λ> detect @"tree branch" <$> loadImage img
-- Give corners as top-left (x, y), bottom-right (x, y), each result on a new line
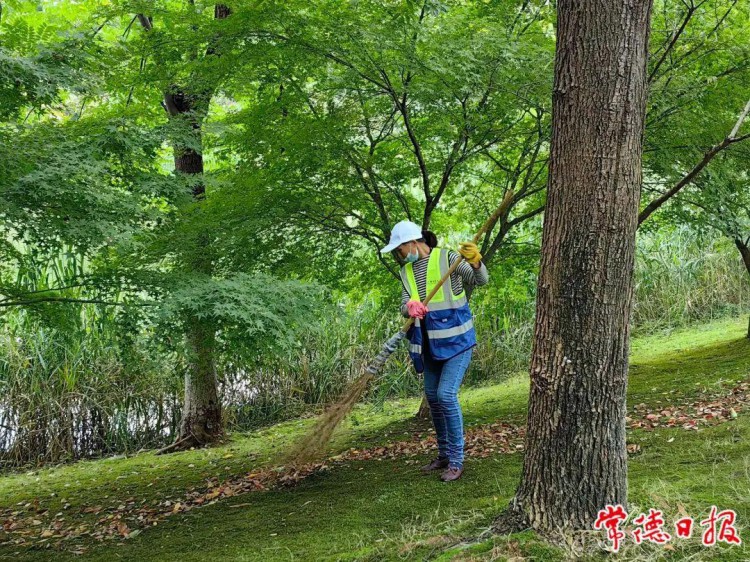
top-left (639, 98), bottom-right (750, 225)
top-left (394, 92), bottom-right (430, 213)
top-left (507, 204), bottom-right (546, 228)
top-left (734, 237), bottom-right (750, 276)
top-left (649, 2), bottom-right (698, 83)
top-left (136, 14), bottom-right (152, 31)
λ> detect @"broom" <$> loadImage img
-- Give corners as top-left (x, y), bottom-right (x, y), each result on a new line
top-left (287, 190), bottom-right (515, 464)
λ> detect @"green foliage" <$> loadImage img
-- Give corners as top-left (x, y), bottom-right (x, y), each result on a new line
top-left (646, 0), bottom-right (750, 171)
top-left (666, 156), bottom-right (750, 262)
top-left (1, 0), bottom-right (749, 467)
top-left (0, 250), bottom-right (180, 467)
top-left (643, 0), bottom-right (750, 227)
top-left (211, 0), bottom-right (553, 285)
top-left (160, 271), bottom-right (325, 355)
top-left (2, 117), bottom-right (179, 251)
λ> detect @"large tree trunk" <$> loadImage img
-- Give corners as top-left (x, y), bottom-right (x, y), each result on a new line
top-left (495, 0), bottom-right (653, 534)
top-left (734, 238), bottom-right (750, 338)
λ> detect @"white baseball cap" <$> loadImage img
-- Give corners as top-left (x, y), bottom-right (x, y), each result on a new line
top-left (380, 220), bottom-right (423, 253)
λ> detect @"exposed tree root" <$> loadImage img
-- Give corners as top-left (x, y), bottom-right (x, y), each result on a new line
top-left (156, 430), bottom-right (225, 455)
top-left (156, 434), bottom-right (199, 455)
top-left (492, 499), bottom-right (531, 536)
top-left (488, 500), bottom-right (607, 559)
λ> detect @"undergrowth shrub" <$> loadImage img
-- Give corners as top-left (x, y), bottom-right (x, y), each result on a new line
top-left (1, 228), bottom-right (747, 468)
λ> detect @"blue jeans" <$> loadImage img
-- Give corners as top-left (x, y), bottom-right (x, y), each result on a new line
top-left (423, 347), bottom-right (472, 469)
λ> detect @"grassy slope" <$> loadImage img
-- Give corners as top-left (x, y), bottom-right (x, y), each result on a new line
top-left (1, 316), bottom-right (748, 561)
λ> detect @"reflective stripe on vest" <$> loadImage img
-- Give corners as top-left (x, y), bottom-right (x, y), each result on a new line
top-left (427, 318), bottom-right (474, 339)
top-left (402, 248), bottom-right (476, 367)
top-left (401, 248), bottom-right (466, 311)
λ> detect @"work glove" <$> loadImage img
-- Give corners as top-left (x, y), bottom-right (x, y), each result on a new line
top-left (406, 300), bottom-right (429, 319)
top-left (458, 241), bottom-right (482, 266)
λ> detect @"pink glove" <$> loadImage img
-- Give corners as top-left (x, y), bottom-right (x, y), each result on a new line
top-left (406, 301), bottom-right (428, 319)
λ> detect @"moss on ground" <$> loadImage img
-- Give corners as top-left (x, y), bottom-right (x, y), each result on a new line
top-left (1, 316), bottom-right (749, 561)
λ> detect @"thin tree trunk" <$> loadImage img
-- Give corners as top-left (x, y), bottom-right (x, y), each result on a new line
top-left (734, 238), bottom-right (750, 339)
top-left (157, 87), bottom-right (224, 449)
top-left (179, 316), bottom-right (222, 444)
top-left (173, 145), bottom-right (223, 446)
top-left (495, 0), bottom-right (653, 534)
top-left (152, 5), bottom-right (232, 451)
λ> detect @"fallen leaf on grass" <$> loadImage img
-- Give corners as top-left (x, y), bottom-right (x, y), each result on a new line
top-left (2, 380), bottom-right (747, 555)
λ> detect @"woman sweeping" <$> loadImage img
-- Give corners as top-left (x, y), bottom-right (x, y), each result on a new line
top-left (380, 220), bottom-right (489, 482)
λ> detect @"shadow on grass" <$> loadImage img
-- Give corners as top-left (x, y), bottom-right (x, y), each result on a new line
top-left (629, 337), bottom-right (750, 403)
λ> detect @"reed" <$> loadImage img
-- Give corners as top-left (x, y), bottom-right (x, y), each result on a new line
top-left (1, 228), bottom-right (747, 469)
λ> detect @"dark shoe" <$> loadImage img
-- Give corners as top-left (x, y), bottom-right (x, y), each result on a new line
top-left (420, 457), bottom-right (449, 474)
top-left (440, 466), bottom-right (464, 482)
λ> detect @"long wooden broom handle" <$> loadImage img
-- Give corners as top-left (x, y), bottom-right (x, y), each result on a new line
top-left (399, 189), bottom-right (514, 333)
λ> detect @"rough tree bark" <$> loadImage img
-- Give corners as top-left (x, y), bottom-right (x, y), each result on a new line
top-left (495, 0), bottom-right (653, 534)
top-left (180, 314), bottom-right (221, 444)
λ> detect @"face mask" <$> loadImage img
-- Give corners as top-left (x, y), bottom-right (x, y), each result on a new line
top-left (404, 244), bottom-right (419, 263)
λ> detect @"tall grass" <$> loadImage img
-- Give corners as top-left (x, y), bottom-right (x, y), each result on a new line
top-left (0, 229), bottom-right (747, 469)
top-left (466, 229), bottom-right (750, 387)
top-left (0, 251), bottom-right (180, 468)
top-left (221, 295), bottom-right (417, 428)
top-left (0, 320), bottom-right (181, 467)
top-left (632, 227), bottom-right (749, 331)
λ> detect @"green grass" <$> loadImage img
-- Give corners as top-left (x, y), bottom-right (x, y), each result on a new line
top-left (1, 316), bottom-right (749, 561)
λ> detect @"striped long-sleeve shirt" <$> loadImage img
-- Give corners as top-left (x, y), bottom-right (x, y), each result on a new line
top-left (400, 250), bottom-right (489, 317)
